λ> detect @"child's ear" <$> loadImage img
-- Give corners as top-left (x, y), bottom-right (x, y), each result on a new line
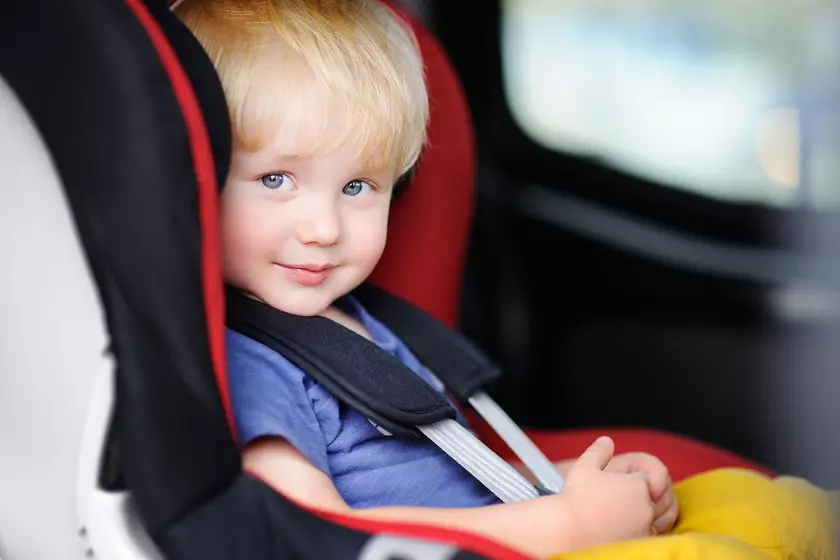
top-left (392, 163), bottom-right (416, 199)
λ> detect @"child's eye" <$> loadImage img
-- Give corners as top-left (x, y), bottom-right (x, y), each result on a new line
top-left (260, 173), bottom-right (291, 190)
top-left (343, 179), bottom-right (373, 197)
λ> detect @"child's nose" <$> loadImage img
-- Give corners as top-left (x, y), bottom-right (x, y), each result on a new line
top-left (296, 199), bottom-right (340, 246)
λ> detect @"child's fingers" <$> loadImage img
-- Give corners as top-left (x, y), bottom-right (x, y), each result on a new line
top-left (622, 454), bottom-right (671, 503)
top-left (653, 492), bottom-right (680, 534)
top-left (574, 436), bottom-right (615, 472)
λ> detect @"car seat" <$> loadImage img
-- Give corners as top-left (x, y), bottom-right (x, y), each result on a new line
top-left (0, 0), bottom-right (770, 559)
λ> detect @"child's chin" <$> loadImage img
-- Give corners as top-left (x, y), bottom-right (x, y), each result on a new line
top-left (268, 294), bottom-right (332, 318)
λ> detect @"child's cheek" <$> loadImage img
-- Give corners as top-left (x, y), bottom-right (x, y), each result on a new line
top-left (219, 190), bottom-right (263, 283)
top-left (359, 208), bottom-right (389, 266)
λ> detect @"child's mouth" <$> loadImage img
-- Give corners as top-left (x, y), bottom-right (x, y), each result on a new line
top-left (275, 263), bottom-right (334, 287)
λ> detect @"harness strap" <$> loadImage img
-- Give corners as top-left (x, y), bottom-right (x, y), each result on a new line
top-left (226, 284), bottom-right (565, 503)
top-left (352, 284), bottom-right (501, 401)
top-left (226, 288), bottom-right (455, 439)
top-left (468, 392), bottom-right (565, 493)
top-left (418, 419), bottom-right (539, 503)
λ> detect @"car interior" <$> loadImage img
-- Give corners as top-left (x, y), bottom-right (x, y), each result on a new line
top-left (0, 0), bottom-right (838, 559)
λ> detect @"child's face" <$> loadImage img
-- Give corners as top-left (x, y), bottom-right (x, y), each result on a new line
top-left (221, 131), bottom-right (395, 317)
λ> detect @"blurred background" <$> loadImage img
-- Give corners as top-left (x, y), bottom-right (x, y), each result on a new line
top-left (398, 0), bottom-right (840, 488)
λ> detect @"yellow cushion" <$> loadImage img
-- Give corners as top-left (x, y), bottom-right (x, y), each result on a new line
top-left (550, 468), bottom-right (838, 560)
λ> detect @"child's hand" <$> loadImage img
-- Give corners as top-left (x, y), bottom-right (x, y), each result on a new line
top-left (558, 436), bottom-right (656, 551)
top-left (606, 452), bottom-right (679, 534)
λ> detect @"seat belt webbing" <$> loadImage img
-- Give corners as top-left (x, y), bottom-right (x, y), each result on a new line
top-left (468, 392), bottom-right (565, 493)
top-left (418, 419), bottom-right (539, 503)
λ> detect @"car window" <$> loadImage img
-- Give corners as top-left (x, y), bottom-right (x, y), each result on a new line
top-left (502, 0), bottom-right (840, 209)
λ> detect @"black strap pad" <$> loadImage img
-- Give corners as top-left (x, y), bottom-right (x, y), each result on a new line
top-left (226, 289), bottom-right (456, 438)
top-left (352, 284), bottom-right (501, 401)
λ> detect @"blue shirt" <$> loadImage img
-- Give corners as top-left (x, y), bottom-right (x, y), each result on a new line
top-left (226, 297), bottom-right (500, 509)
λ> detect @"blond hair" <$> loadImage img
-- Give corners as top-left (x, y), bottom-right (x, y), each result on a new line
top-left (173, 0), bottom-right (428, 176)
